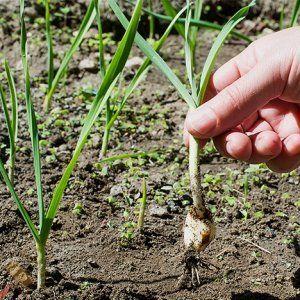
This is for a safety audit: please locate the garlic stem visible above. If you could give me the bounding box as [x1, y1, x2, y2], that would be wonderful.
[189, 135, 205, 212]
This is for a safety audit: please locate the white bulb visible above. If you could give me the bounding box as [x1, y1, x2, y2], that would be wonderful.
[184, 206, 216, 252]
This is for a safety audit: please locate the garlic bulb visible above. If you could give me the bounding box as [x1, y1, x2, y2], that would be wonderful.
[184, 206, 216, 252]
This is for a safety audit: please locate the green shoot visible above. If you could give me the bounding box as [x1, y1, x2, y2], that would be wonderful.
[290, 0, 300, 27]
[279, 1, 286, 30]
[98, 150, 159, 165]
[190, 0, 202, 69]
[93, 0, 112, 158]
[0, 0, 143, 289]
[148, 0, 155, 39]
[44, 0, 54, 92]
[94, 0, 106, 77]
[43, 1, 96, 111]
[0, 60, 18, 184]
[162, 0, 185, 37]
[20, 0, 45, 228]
[137, 178, 147, 230]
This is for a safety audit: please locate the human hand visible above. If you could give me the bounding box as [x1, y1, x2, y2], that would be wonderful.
[184, 27, 300, 173]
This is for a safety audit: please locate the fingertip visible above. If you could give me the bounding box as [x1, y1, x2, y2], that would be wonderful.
[253, 131, 282, 157]
[283, 134, 300, 156]
[266, 134, 300, 173]
[186, 107, 217, 138]
[225, 132, 252, 161]
[214, 131, 252, 161]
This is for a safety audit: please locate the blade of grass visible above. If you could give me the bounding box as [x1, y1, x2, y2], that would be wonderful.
[109, 0, 196, 108]
[41, 0, 144, 243]
[19, 0, 45, 227]
[190, 0, 202, 45]
[190, 0, 203, 70]
[279, 1, 286, 30]
[44, 1, 96, 111]
[128, 2, 252, 43]
[44, 0, 54, 91]
[290, 0, 300, 27]
[137, 178, 147, 230]
[0, 84, 15, 181]
[98, 150, 158, 164]
[148, 0, 155, 39]
[4, 60, 18, 183]
[162, 0, 185, 38]
[94, 0, 106, 77]
[4, 60, 18, 143]
[185, 1, 197, 100]
[94, 0, 111, 157]
[0, 159, 39, 242]
[198, 0, 255, 105]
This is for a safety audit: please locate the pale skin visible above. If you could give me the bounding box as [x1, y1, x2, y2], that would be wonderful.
[184, 27, 300, 173]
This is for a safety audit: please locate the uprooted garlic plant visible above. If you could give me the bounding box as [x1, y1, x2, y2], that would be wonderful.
[110, 0, 255, 270]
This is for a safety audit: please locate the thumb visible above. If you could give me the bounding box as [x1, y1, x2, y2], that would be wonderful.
[186, 53, 291, 139]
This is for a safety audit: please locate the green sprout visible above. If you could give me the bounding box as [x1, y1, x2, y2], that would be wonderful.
[148, 0, 155, 40]
[0, 60, 18, 184]
[137, 178, 147, 230]
[43, 0, 54, 93]
[43, 1, 97, 111]
[290, 0, 300, 27]
[279, 0, 300, 29]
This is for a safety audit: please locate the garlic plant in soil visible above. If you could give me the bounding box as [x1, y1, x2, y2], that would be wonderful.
[0, 0, 144, 289]
[109, 0, 255, 253]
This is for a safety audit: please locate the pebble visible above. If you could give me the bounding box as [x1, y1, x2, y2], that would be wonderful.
[79, 57, 97, 71]
[25, 7, 37, 19]
[149, 204, 169, 218]
[125, 56, 144, 69]
[91, 134, 101, 148]
[110, 185, 123, 197]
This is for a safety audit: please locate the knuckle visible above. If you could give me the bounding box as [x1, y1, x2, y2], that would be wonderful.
[222, 84, 243, 113]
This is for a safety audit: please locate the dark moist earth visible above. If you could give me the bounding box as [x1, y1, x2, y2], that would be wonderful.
[0, 1, 299, 300]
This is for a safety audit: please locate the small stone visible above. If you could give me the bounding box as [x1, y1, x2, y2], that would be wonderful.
[91, 134, 101, 148]
[110, 185, 123, 197]
[25, 7, 37, 19]
[243, 20, 256, 31]
[125, 56, 144, 69]
[167, 200, 179, 213]
[79, 57, 97, 72]
[149, 204, 169, 218]
[260, 28, 274, 37]
[58, 144, 68, 152]
[161, 186, 173, 193]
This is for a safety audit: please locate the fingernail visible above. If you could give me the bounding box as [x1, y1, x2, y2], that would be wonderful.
[188, 108, 216, 136]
